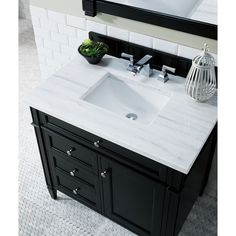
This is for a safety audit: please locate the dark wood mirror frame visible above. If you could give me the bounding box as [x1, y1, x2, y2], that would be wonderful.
[82, 0, 217, 40]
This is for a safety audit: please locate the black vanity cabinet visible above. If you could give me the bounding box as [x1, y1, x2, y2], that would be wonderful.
[31, 108, 217, 236]
[101, 156, 165, 236]
[42, 129, 102, 212]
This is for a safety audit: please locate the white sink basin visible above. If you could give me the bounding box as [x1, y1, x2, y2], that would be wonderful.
[81, 73, 171, 125]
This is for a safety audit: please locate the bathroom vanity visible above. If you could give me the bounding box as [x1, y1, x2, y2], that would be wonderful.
[29, 33, 217, 236]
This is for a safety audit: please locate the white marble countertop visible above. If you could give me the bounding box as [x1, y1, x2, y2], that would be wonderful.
[27, 55, 217, 174]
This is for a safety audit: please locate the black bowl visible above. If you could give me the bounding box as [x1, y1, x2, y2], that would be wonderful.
[78, 45, 105, 65]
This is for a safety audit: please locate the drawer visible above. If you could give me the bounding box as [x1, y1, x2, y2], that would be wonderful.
[52, 149, 98, 187]
[43, 129, 98, 171]
[39, 111, 167, 183]
[56, 171, 101, 210]
[39, 111, 100, 144]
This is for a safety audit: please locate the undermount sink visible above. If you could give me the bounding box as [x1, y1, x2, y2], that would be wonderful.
[81, 73, 171, 125]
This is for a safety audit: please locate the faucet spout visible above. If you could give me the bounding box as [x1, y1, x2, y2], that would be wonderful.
[136, 55, 152, 66]
[121, 52, 153, 77]
[132, 55, 153, 76]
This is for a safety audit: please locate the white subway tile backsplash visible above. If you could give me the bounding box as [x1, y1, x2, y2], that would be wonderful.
[51, 32, 68, 44]
[177, 45, 202, 60]
[53, 52, 71, 65]
[61, 44, 77, 56]
[31, 16, 41, 28]
[33, 27, 51, 40]
[44, 39, 60, 52]
[129, 32, 153, 48]
[86, 20, 107, 35]
[48, 10, 66, 24]
[67, 15, 86, 30]
[58, 24, 77, 37]
[107, 26, 129, 41]
[68, 37, 80, 50]
[37, 54, 46, 65]
[30, 6, 217, 80]
[77, 29, 89, 44]
[30, 6, 47, 18]
[46, 57, 62, 69]
[153, 38, 178, 55]
[40, 18, 59, 32]
[37, 46, 53, 58]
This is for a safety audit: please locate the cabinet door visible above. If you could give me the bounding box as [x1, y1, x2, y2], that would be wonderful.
[101, 156, 166, 236]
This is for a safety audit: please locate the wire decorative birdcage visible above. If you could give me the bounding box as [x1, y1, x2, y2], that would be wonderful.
[185, 44, 216, 102]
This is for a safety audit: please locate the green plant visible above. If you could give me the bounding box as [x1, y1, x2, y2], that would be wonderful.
[79, 39, 109, 58]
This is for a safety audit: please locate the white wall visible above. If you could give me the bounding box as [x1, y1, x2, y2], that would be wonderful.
[30, 0, 217, 53]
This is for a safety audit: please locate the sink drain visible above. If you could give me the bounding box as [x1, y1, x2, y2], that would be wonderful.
[126, 113, 138, 121]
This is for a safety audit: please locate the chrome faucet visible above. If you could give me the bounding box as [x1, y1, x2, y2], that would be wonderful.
[158, 65, 176, 83]
[121, 52, 134, 71]
[121, 53, 153, 77]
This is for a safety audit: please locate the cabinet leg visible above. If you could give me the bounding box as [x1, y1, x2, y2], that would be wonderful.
[47, 187, 57, 199]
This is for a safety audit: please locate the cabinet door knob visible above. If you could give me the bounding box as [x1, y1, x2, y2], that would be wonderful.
[66, 147, 75, 156]
[70, 169, 78, 176]
[72, 188, 80, 195]
[94, 140, 100, 148]
[101, 169, 109, 178]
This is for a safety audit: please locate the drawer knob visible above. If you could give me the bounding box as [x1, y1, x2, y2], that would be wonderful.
[101, 169, 109, 178]
[72, 188, 80, 195]
[66, 147, 75, 156]
[70, 169, 78, 177]
[94, 140, 100, 148]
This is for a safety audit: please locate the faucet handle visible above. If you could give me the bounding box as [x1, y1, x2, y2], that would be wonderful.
[162, 65, 176, 74]
[121, 53, 134, 64]
[159, 65, 176, 83]
[121, 53, 134, 72]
